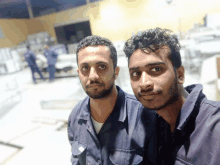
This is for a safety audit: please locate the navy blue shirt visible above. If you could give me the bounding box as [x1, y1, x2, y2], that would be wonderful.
[24, 50, 36, 66]
[156, 84, 220, 165]
[68, 86, 157, 165]
[44, 48, 58, 66]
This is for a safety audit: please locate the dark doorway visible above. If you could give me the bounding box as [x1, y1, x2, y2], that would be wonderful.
[54, 21, 92, 44]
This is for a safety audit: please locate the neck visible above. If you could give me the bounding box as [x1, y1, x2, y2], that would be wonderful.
[90, 85, 118, 123]
[156, 89, 187, 132]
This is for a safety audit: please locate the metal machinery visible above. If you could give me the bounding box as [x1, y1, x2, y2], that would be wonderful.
[0, 48, 22, 75]
[179, 26, 220, 74]
[179, 12, 220, 74]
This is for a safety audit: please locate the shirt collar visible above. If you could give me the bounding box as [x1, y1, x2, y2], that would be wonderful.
[76, 86, 127, 123]
[76, 97, 90, 121]
[177, 84, 204, 131]
[111, 86, 127, 122]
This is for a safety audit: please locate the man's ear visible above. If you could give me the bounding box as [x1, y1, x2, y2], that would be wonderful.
[114, 66, 120, 79]
[77, 68, 79, 74]
[176, 66, 185, 84]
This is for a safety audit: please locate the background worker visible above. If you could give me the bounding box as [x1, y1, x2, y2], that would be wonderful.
[44, 44, 58, 82]
[24, 45, 45, 84]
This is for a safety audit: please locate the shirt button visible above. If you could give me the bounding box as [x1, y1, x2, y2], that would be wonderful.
[97, 160, 102, 165]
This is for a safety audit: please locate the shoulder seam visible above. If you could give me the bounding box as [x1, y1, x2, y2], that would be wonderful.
[69, 99, 86, 123]
[202, 99, 220, 108]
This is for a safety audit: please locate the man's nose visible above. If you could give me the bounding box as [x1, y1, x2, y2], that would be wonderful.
[88, 67, 99, 80]
[139, 72, 153, 90]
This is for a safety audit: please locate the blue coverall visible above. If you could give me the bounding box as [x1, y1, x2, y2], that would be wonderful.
[44, 49, 58, 81]
[24, 50, 44, 83]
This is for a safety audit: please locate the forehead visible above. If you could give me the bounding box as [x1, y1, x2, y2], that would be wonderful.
[129, 47, 171, 68]
[78, 45, 111, 65]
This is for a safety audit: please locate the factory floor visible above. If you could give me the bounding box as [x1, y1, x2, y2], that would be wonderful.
[0, 68, 86, 165]
[0, 62, 209, 165]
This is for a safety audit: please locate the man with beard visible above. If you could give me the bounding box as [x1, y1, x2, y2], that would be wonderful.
[123, 27, 220, 165]
[67, 36, 157, 165]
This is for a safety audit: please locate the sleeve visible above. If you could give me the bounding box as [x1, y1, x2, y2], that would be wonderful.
[205, 106, 220, 164]
[67, 100, 87, 165]
[30, 52, 37, 61]
[68, 115, 80, 165]
[52, 51, 58, 58]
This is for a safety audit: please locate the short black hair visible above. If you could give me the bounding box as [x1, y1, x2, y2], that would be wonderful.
[124, 27, 181, 68]
[76, 35, 117, 69]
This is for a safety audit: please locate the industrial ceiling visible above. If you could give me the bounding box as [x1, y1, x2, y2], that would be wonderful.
[0, 0, 99, 19]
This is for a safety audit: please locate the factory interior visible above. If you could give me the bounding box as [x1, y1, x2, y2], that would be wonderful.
[1, 0, 220, 164]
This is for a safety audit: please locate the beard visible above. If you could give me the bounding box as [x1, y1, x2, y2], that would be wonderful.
[84, 74, 116, 99]
[152, 92, 179, 110]
[86, 82, 114, 99]
[139, 75, 179, 110]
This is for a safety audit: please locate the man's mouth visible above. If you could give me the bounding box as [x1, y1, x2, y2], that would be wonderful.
[86, 83, 104, 88]
[138, 91, 162, 100]
[141, 94, 157, 100]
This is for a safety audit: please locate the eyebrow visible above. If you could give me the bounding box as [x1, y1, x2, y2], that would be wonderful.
[96, 62, 108, 65]
[80, 63, 89, 66]
[80, 61, 108, 66]
[129, 62, 165, 71]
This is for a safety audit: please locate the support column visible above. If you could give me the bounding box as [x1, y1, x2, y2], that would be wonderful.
[25, 0, 34, 19]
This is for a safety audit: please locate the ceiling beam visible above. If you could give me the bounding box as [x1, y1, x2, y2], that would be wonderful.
[25, 0, 33, 19]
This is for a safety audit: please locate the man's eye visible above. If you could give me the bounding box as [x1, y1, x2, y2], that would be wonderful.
[99, 65, 106, 70]
[151, 67, 162, 72]
[82, 66, 89, 71]
[131, 71, 140, 77]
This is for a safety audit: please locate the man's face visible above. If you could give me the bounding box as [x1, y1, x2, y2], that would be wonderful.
[44, 45, 49, 50]
[129, 47, 183, 110]
[77, 46, 118, 99]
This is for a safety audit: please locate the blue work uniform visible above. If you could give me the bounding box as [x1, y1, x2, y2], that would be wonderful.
[24, 50, 44, 83]
[155, 84, 220, 165]
[68, 86, 157, 165]
[44, 49, 58, 81]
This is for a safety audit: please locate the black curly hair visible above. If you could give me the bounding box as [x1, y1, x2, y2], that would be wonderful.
[76, 35, 117, 69]
[123, 27, 181, 69]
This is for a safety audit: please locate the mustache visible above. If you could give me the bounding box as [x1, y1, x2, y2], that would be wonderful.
[138, 89, 162, 97]
[86, 81, 105, 88]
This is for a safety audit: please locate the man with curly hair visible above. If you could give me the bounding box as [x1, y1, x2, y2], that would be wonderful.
[67, 35, 157, 165]
[124, 27, 220, 165]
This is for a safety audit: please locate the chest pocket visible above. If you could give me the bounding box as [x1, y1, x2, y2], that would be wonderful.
[71, 141, 87, 165]
[109, 149, 143, 165]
